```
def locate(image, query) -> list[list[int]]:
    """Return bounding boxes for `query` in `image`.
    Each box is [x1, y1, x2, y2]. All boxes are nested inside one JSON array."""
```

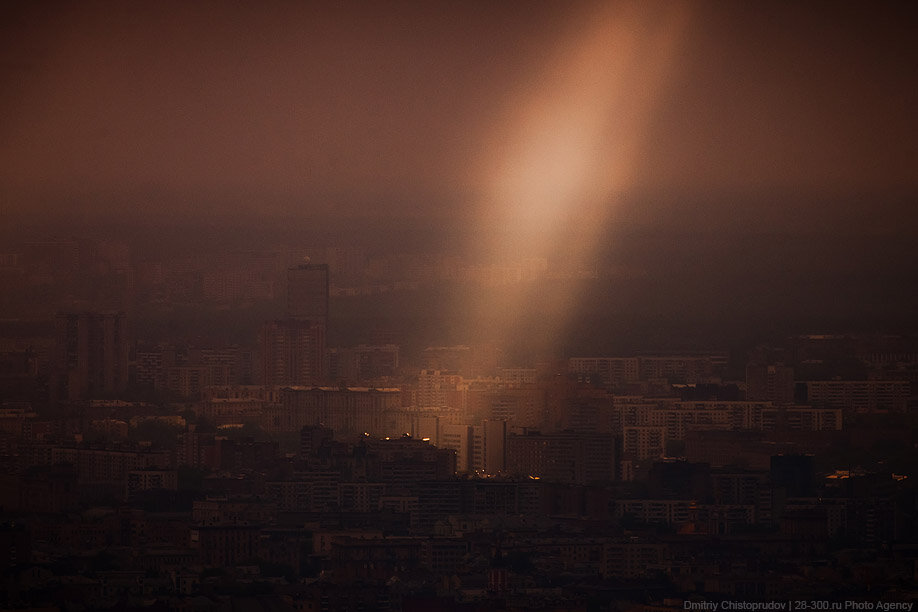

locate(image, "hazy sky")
[[2, 0, 916, 232]]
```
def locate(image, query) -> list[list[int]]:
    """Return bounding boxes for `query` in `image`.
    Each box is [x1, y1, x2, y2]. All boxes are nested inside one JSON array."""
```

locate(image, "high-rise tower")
[[260, 263, 330, 386], [286, 263, 329, 322], [54, 311, 129, 400]]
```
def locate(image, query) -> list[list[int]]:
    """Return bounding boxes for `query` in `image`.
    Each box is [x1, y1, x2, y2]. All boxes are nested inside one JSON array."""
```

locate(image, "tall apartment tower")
[[55, 311, 129, 400], [261, 263, 330, 387], [260, 319, 327, 387], [286, 263, 329, 322]]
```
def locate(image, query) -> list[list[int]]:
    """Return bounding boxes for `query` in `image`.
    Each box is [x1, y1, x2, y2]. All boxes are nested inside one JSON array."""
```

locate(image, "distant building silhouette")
[[327, 344, 399, 383], [260, 263, 330, 386], [506, 430, 617, 484], [269, 386, 405, 438], [54, 311, 129, 400], [260, 318, 326, 387], [746, 363, 794, 403], [286, 263, 329, 321]]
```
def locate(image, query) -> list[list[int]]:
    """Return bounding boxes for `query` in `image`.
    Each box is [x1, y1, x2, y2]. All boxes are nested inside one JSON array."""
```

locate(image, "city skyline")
[[1, 4, 916, 607]]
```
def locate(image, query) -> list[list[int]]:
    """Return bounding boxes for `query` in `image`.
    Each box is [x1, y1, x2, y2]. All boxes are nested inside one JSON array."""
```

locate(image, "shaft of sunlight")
[[465, 1, 690, 359]]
